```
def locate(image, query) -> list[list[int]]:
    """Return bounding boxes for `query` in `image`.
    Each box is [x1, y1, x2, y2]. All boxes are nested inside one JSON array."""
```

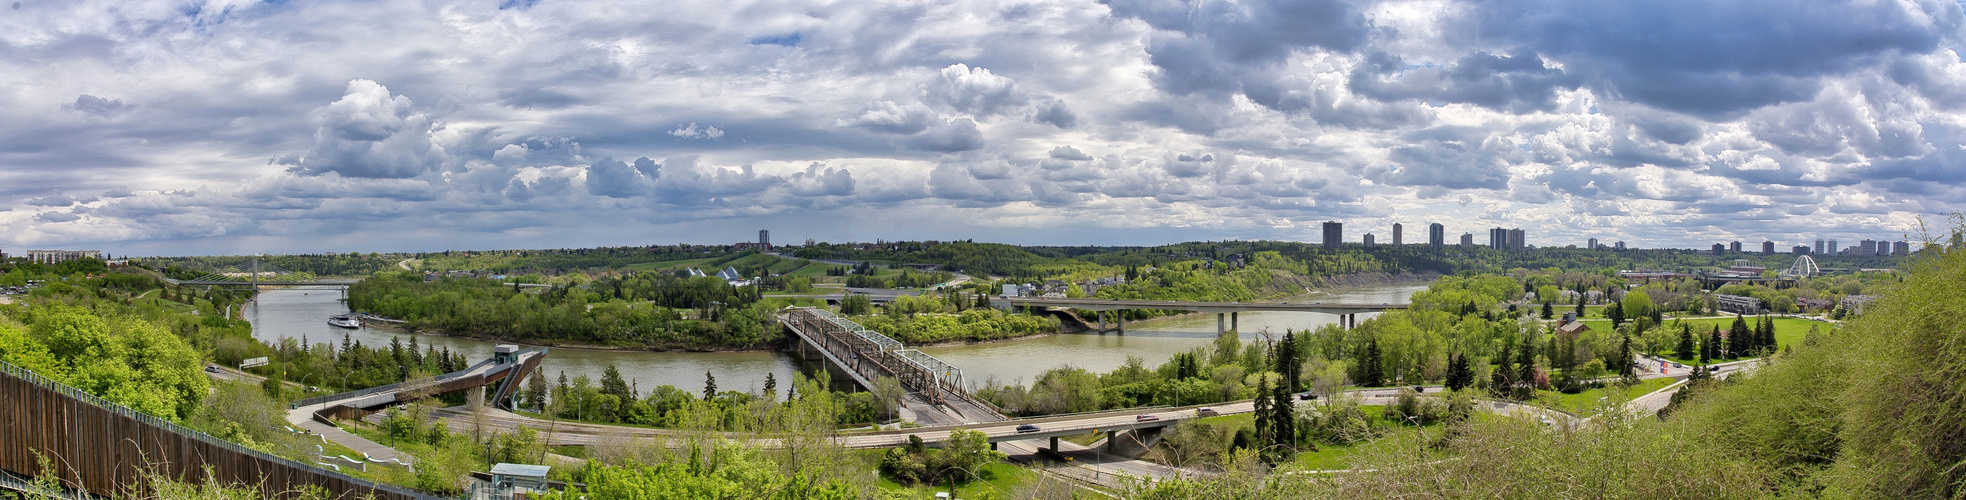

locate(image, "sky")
[[2, 0, 1963, 257]]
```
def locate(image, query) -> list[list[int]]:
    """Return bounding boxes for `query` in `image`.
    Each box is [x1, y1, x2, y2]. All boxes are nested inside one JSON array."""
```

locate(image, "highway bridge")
[[996, 296, 1409, 334]]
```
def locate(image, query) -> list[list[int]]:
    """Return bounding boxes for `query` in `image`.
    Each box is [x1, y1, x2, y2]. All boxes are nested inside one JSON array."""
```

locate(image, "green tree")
[[702, 371, 718, 401], [1676, 324, 1695, 361]]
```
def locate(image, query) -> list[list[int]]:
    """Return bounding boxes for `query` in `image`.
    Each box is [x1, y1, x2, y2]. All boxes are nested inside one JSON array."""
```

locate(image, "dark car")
[[1297, 392, 1319, 401], [1412, 386, 1426, 393], [1016, 423, 1041, 433]]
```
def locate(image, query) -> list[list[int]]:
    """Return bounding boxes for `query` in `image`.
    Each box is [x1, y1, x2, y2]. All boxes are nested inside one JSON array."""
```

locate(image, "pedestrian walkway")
[[287, 402, 413, 464]]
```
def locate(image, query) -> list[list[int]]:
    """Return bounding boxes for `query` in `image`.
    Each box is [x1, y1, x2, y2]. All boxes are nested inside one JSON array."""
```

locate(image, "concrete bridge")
[[781, 308, 1005, 425], [995, 296, 1409, 334], [284, 346, 546, 466]]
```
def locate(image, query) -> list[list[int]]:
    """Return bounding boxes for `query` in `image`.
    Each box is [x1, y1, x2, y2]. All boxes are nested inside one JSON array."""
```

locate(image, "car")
[[203, 366, 219, 373], [1412, 385, 1426, 393], [1196, 407, 1220, 417], [1297, 392, 1319, 401], [1016, 423, 1041, 433], [1136, 414, 1160, 422]]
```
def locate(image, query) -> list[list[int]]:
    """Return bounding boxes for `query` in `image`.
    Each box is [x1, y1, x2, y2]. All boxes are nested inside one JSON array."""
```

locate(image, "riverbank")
[[1106, 272, 1440, 329]]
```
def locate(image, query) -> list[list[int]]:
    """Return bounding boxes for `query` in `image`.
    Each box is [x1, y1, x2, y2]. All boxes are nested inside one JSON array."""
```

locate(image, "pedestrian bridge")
[[293, 345, 547, 421]]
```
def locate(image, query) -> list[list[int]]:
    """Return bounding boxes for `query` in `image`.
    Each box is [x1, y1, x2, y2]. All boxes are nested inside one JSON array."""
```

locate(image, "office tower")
[[1363, 234, 1376, 247], [1762, 241, 1775, 255], [1508, 228, 1525, 250], [1589, 238, 1598, 250], [1489, 227, 1508, 249], [759, 229, 770, 247], [1729, 241, 1742, 253], [1429, 223, 1445, 249], [1860, 240, 1877, 256], [1814, 239, 1825, 255], [1828, 240, 1838, 254], [1323, 222, 1343, 249], [1460, 233, 1474, 247], [1392, 223, 1403, 246]]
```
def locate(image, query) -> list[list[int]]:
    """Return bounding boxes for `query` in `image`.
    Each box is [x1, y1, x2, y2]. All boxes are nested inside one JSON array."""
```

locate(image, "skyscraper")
[[1860, 240, 1877, 256], [1828, 240, 1839, 254], [1814, 239, 1825, 255], [1895, 241, 1911, 256], [1363, 234, 1376, 247], [1323, 221, 1343, 249], [1729, 241, 1742, 253], [759, 229, 770, 248], [1507, 228, 1525, 250], [1762, 241, 1775, 255], [1489, 227, 1508, 250], [1429, 223, 1445, 249], [1460, 233, 1474, 247], [1392, 223, 1403, 246], [1712, 243, 1725, 255], [1589, 238, 1598, 251], [1614, 241, 1626, 250]]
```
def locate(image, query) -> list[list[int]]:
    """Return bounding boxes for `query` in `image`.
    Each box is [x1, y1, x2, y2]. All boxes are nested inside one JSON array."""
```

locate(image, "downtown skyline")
[[2, 0, 1960, 256]]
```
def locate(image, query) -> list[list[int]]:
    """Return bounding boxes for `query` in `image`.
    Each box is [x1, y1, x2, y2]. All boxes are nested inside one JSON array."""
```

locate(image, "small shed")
[[490, 463, 551, 493], [1556, 321, 1591, 336]]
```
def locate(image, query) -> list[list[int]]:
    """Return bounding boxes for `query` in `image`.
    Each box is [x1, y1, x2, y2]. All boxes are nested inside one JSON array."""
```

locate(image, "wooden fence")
[[0, 361, 438, 499]]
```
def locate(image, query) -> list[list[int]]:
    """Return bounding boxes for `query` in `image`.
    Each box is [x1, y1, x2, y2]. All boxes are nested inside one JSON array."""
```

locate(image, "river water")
[[245, 282, 1429, 394]]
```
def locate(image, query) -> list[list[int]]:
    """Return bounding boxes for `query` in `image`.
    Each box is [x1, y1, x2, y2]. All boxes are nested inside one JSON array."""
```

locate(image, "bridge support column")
[[1117, 313, 1124, 334], [1097, 310, 1106, 333], [1049, 436, 1059, 451], [1217, 313, 1226, 335], [990, 442, 997, 451], [1231, 312, 1238, 331]]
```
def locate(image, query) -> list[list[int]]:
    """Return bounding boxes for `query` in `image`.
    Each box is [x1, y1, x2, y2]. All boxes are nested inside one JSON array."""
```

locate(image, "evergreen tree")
[[1542, 301, 1555, 320], [523, 366, 549, 411], [1270, 375, 1295, 460], [1274, 331, 1301, 392], [601, 364, 634, 420], [1729, 315, 1751, 359], [702, 370, 718, 401], [1574, 296, 1586, 317], [1676, 324, 1695, 360], [1516, 334, 1537, 389], [1445, 354, 1475, 391], [1360, 340, 1384, 387], [1493, 342, 1516, 391], [763, 372, 778, 398], [1252, 377, 1273, 445], [1619, 334, 1637, 382], [1705, 326, 1722, 364], [1607, 301, 1625, 326]]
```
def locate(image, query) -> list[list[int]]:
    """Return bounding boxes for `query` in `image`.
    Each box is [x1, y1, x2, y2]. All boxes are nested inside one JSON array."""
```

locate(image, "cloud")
[[932, 64, 1027, 117], [908, 118, 985, 152], [62, 94, 132, 117], [669, 123, 725, 140], [1048, 146, 1093, 161], [284, 80, 449, 179], [840, 101, 940, 134]]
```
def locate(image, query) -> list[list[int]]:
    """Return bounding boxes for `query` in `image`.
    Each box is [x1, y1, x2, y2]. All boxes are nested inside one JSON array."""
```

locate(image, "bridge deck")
[[999, 296, 1408, 314]]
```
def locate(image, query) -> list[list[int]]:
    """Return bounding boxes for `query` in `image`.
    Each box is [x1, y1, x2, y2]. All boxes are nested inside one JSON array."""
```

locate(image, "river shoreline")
[[345, 271, 1438, 353]]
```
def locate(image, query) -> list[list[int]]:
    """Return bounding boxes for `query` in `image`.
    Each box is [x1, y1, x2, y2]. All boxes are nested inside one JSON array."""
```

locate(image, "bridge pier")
[[1117, 312, 1124, 334], [1097, 310, 1106, 333], [1217, 313, 1225, 335], [1049, 436, 1059, 451], [1232, 312, 1238, 331]]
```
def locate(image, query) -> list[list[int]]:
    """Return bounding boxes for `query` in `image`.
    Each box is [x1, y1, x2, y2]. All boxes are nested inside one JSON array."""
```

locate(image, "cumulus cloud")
[[0, 0, 1955, 251], [284, 80, 449, 179]]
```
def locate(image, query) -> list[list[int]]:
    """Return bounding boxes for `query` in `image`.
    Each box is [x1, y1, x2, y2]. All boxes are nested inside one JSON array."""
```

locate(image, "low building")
[[25, 250, 102, 264], [1715, 294, 1763, 315], [1556, 321, 1591, 336]]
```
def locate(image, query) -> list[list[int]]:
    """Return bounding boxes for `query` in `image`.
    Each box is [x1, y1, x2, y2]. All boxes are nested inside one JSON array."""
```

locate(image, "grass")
[[785, 262, 848, 277], [1532, 377, 1677, 414], [620, 257, 721, 273], [1574, 316, 1833, 365], [867, 452, 1039, 499]]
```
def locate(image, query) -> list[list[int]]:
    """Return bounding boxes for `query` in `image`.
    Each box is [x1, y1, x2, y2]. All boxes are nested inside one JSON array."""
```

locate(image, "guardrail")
[[0, 360, 436, 499]]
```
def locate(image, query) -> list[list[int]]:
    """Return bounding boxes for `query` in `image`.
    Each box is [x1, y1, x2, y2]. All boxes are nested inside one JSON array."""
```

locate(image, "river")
[[245, 282, 1430, 395]]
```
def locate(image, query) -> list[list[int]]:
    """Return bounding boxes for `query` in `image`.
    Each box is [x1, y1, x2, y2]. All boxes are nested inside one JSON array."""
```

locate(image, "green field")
[[869, 453, 1038, 499], [1573, 316, 1832, 364], [1532, 377, 1677, 414]]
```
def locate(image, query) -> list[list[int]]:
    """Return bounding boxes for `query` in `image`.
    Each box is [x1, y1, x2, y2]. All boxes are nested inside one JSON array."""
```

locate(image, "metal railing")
[[0, 360, 438, 500]]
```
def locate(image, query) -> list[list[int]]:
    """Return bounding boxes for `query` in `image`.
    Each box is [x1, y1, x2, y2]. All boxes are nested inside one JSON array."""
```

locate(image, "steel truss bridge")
[[781, 307, 1004, 424]]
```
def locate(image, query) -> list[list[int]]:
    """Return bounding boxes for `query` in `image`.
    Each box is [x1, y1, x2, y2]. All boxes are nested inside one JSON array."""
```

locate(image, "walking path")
[[287, 401, 414, 464]]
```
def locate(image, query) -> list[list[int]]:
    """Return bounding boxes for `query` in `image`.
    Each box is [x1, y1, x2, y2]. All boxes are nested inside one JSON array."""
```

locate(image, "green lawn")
[[1532, 377, 1677, 414], [869, 455, 1038, 499], [1572, 316, 1832, 364], [785, 262, 846, 277], [620, 257, 722, 273]]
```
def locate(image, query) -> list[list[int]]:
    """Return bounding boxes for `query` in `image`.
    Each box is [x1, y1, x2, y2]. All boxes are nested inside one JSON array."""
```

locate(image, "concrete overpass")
[[995, 296, 1409, 334], [285, 346, 546, 464]]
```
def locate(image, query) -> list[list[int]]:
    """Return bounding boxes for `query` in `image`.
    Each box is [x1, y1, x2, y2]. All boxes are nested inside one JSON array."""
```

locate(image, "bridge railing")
[[0, 360, 434, 499]]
